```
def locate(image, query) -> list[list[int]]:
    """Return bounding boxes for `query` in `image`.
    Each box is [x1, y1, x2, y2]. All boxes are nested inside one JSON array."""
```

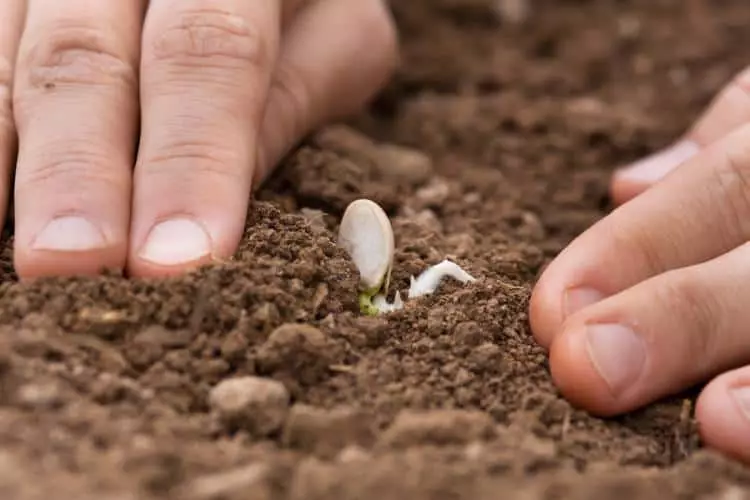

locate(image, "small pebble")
[[17, 382, 63, 409], [414, 178, 450, 209], [495, 0, 531, 25], [378, 409, 496, 449], [373, 144, 434, 186], [255, 323, 332, 384], [208, 376, 290, 436], [282, 404, 375, 457]]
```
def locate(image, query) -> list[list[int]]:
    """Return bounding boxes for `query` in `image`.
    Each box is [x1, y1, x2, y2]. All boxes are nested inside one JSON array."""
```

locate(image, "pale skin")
[[0, 0, 398, 278], [4, 1, 750, 466], [531, 67, 750, 463]]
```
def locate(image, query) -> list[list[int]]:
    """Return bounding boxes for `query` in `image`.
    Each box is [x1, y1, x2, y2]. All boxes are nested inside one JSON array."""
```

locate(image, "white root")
[[372, 291, 405, 313], [408, 259, 476, 299]]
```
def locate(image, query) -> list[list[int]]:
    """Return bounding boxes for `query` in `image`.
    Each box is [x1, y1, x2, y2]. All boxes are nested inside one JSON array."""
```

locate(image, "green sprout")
[[338, 198, 476, 316]]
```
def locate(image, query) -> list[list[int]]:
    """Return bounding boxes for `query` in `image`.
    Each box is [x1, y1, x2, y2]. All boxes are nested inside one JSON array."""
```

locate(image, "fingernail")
[[564, 287, 605, 317], [730, 387, 750, 421], [585, 323, 646, 396], [616, 140, 699, 183], [139, 218, 211, 266], [32, 216, 107, 251]]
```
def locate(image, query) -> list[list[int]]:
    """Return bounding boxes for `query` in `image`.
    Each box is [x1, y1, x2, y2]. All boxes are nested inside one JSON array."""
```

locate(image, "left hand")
[[531, 65, 750, 463]]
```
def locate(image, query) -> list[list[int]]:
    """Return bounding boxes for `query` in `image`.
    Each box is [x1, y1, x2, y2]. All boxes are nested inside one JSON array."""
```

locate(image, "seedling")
[[337, 199, 477, 315]]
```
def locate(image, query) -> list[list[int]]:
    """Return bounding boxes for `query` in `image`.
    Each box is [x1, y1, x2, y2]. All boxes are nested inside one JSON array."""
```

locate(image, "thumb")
[[254, 0, 397, 184]]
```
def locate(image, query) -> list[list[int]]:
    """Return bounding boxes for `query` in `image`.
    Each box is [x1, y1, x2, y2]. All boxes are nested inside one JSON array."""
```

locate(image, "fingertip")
[[529, 260, 569, 349], [696, 369, 750, 464], [529, 277, 559, 349], [549, 325, 622, 417], [127, 217, 228, 278], [13, 215, 128, 279], [610, 173, 648, 206], [14, 246, 127, 280]]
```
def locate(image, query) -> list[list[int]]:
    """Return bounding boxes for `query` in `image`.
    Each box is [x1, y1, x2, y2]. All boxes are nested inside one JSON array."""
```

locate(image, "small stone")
[[464, 441, 485, 461], [17, 381, 64, 409], [372, 144, 434, 186], [184, 463, 270, 500], [77, 307, 132, 339], [134, 325, 193, 349], [412, 209, 443, 234], [208, 376, 290, 436], [337, 445, 371, 464], [414, 178, 450, 209], [495, 0, 530, 24], [467, 343, 506, 374], [255, 324, 333, 384], [379, 409, 496, 449], [445, 233, 475, 259], [250, 303, 281, 337], [453, 321, 487, 347], [462, 192, 482, 205], [352, 316, 389, 348], [282, 404, 375, 457], [220, 329, 249, 362]]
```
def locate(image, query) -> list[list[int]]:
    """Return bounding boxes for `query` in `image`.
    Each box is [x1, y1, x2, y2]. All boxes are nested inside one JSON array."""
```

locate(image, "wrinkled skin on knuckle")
[[16, 159, 125, 200], [603, 220, 674, 282], [655, 274, 723, 379], [15, 140, 127, 192], [17, 24, 137, 92], [269, 62, 309, 139], [710, 137, 750, 242], [149, 9, 271, 71], [0, 56, 13, 135], [142, 141, 244, 186]]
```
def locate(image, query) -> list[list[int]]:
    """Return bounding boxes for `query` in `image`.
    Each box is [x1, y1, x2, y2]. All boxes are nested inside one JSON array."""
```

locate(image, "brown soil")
[[3, 1, 750, 498]]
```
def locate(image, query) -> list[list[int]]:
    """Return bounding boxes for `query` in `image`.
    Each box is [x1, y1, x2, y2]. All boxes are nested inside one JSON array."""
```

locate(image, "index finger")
[[128, 0, 284, 276]]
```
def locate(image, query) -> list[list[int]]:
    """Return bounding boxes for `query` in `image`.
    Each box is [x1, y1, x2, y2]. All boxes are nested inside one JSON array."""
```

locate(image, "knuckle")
[[150, 9, 270, 70], [0, 56, 14, 133], [16, 145, 123, 192], [660, 273, 722, 375], [608, 221, 669, 278], [18, 22, 136, 91], [710, 137, 750, 240], [142, 141, 243, 185], [269, 63, 309, 139]]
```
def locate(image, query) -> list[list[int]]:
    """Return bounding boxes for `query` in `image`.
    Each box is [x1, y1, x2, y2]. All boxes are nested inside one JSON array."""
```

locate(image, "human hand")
[[530, 66, 750, 463], [1, 0, 397, 279]]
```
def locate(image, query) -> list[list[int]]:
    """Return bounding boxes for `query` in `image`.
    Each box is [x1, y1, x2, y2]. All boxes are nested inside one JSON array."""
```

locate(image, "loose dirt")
[[3, 1, 750, 498]]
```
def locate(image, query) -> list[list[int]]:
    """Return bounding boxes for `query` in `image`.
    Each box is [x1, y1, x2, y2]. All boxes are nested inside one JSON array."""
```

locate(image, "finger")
[[696, 366, 750, 464], [129, 0, 283, 276], [548, 241, 750, 417], [12, 0, 143, 278], [612, 66, 750, 205], [0, 0, 25, 227], [254, 0, 398, 182], [530, 122, 750, 348]]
